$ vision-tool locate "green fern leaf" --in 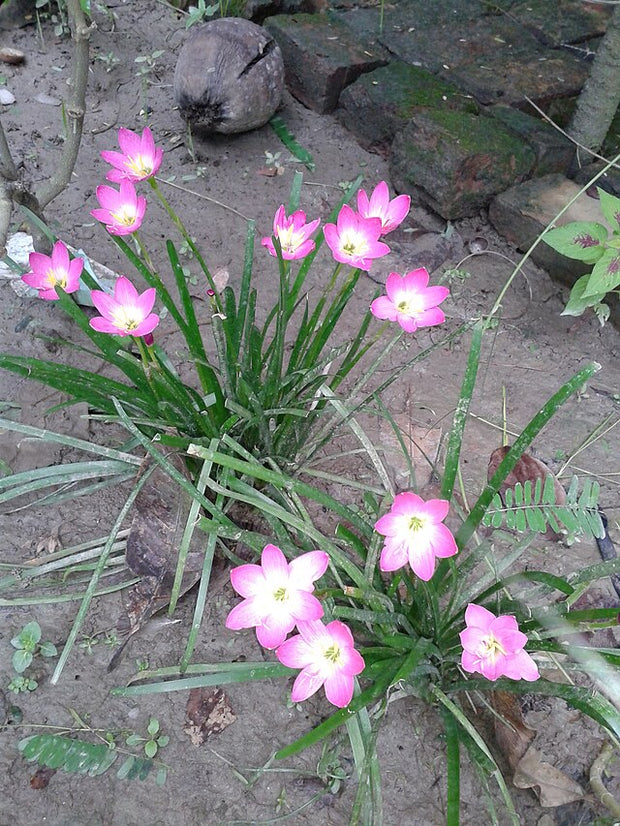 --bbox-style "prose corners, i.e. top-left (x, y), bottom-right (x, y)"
top-left (19, 735), bottom-right (117, 777)
top-left (482, 476), bottom-right (602, 538)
